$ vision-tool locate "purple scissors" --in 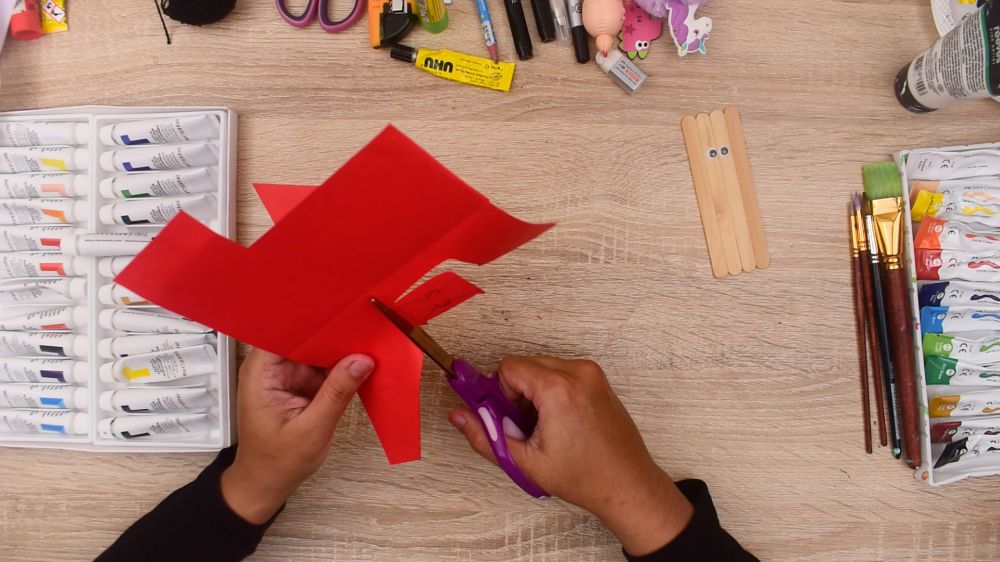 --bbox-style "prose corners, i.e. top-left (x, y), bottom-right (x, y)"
top-left (372, 298), bottom-right (549, 499)
top-left (276, 0), bottom-right (364, 33)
